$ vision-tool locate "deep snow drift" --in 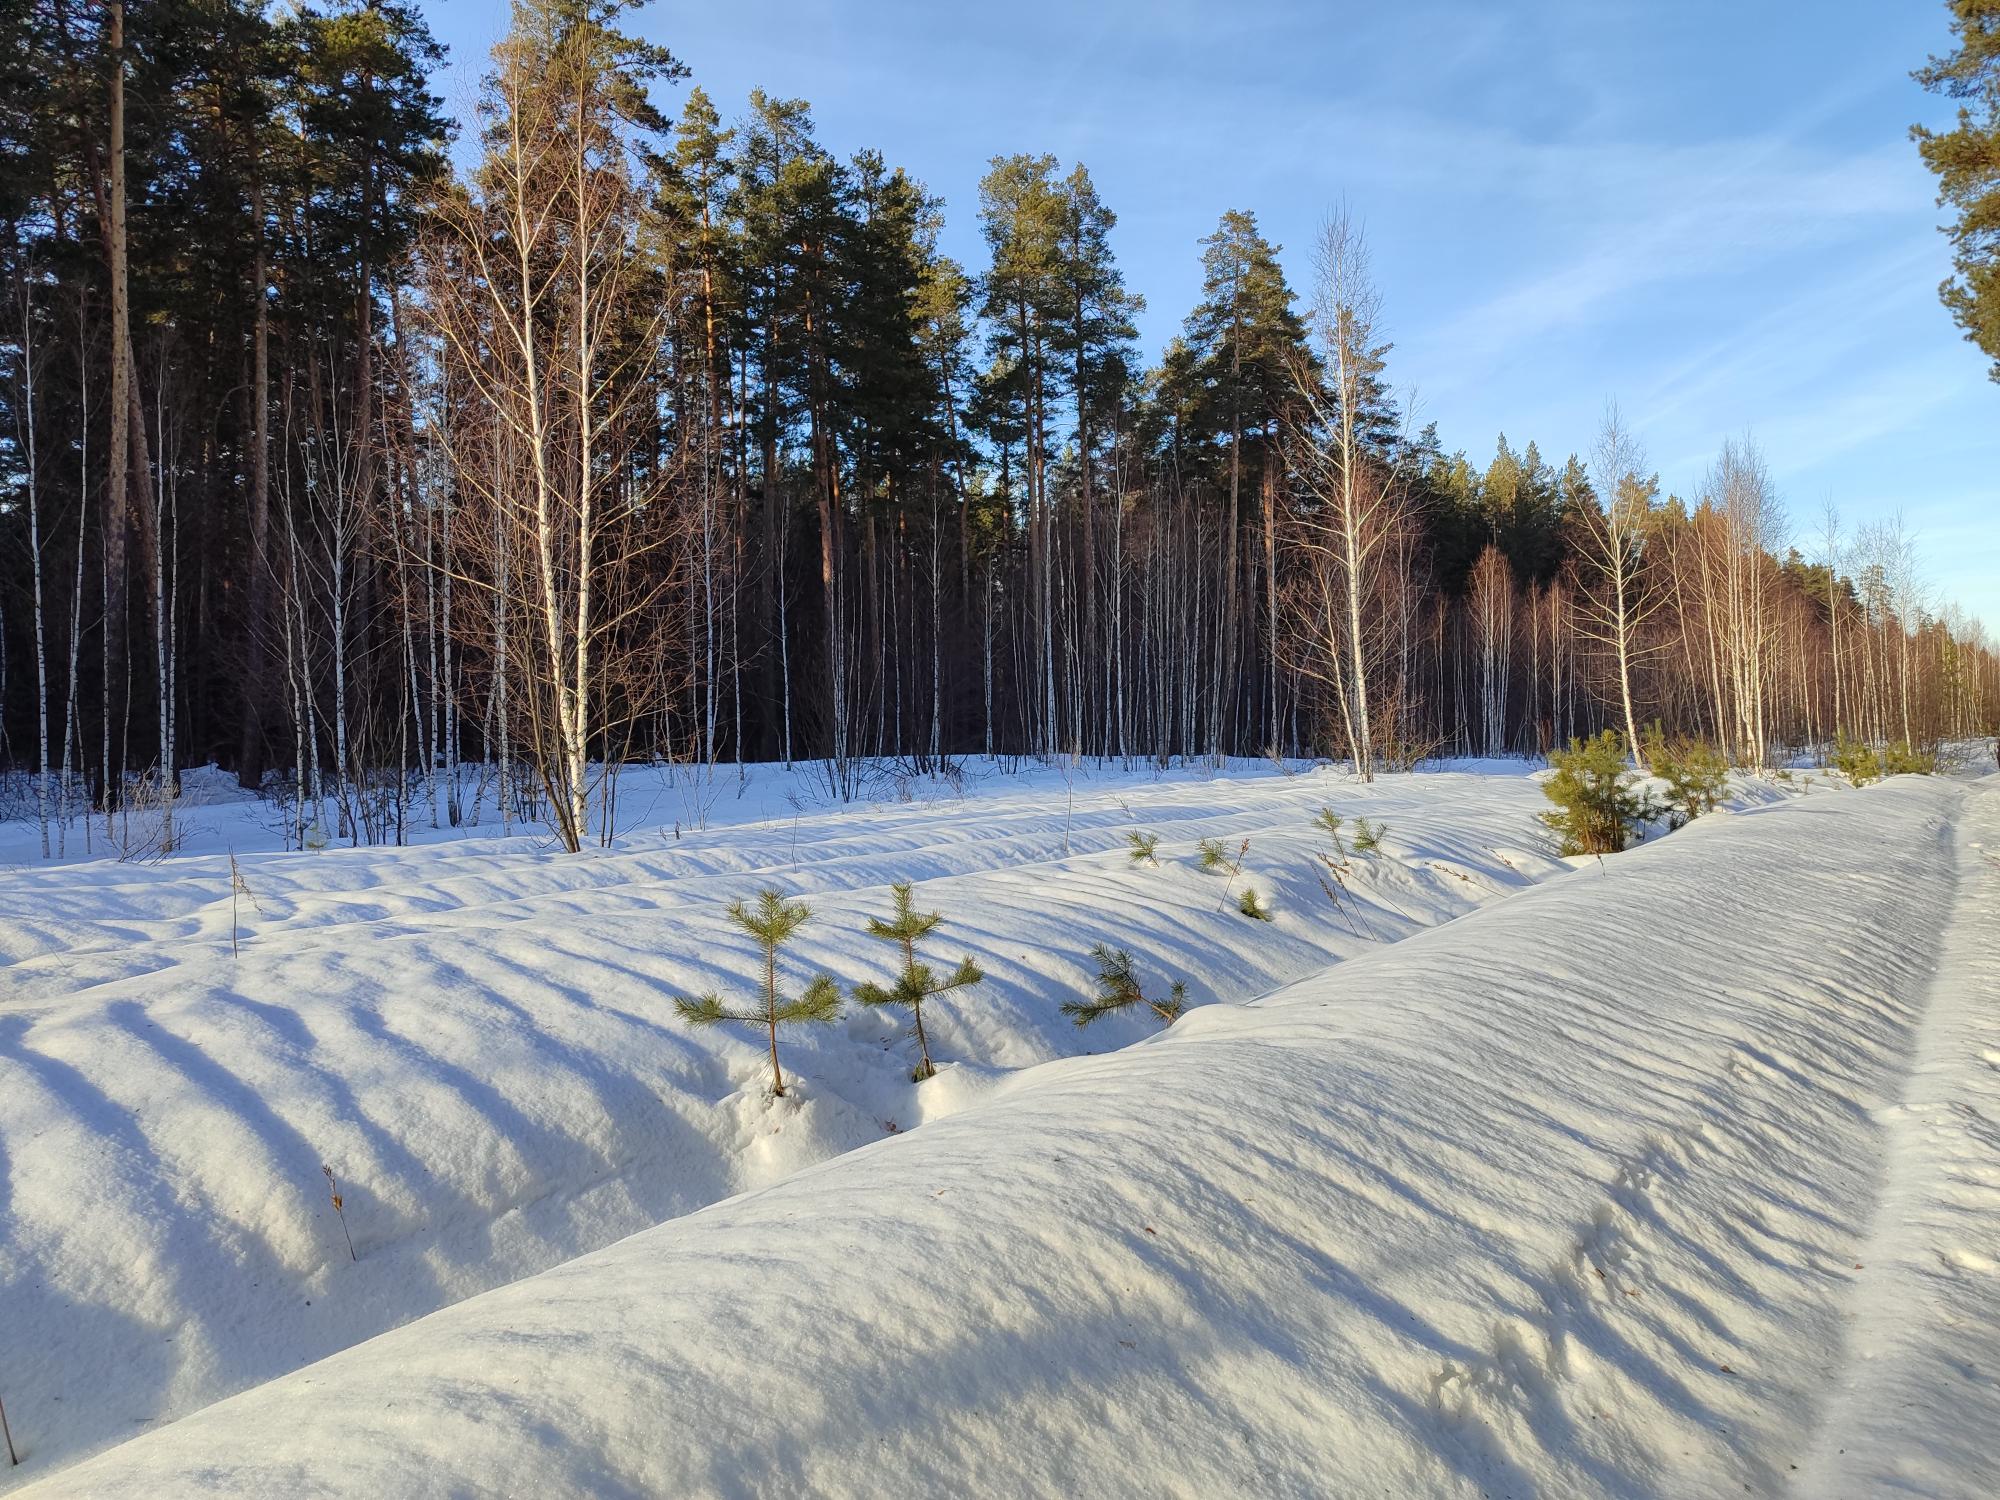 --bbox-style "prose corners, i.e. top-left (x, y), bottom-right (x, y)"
top-left (6, 762), bottom-right (1997, 1497)
top-left (0, 758), bottom-right (1572, 1487)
